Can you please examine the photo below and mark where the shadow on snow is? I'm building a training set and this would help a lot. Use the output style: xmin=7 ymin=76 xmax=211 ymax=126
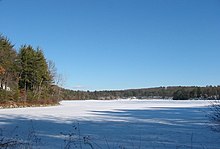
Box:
xmin=0 ymin=106 xmax=220 ymax=149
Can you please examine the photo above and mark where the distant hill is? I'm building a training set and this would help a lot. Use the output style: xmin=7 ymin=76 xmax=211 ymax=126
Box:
xmin=61 ymin=86 xmax=220 ymax=100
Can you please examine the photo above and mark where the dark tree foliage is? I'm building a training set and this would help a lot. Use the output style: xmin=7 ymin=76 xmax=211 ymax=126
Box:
xmin=173 ymin=89 xmax=189 ymax=100
xmin=18 ymin=45 xmax=36 ymax=92
xmin=0 ymin=34 xmax=19 ymax=101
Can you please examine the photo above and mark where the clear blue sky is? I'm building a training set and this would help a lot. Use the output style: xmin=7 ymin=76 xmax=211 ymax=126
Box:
xmin=0 ymin=0 xmax=220 ymax=90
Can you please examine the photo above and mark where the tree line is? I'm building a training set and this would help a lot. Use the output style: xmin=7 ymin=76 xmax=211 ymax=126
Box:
xmin=0 ymin=34 xmax=60 ymax=106
xmin=61 ymin=86 xmax=220 ymax=100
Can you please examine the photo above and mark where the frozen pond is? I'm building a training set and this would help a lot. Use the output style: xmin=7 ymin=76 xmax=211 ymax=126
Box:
xmin=0 ymin=100 xmax=220 ymax=149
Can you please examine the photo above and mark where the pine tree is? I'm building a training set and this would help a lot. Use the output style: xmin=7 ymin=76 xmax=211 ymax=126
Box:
xmin=0 ymin=35 xmax=18 ymax=97
xmin=18 ymin=45 xmax=53 ymax=101
xmin=18 ymin=45 xmax=36 ymax=101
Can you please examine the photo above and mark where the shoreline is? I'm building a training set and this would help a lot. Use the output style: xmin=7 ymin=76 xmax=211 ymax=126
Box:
xmin=1 ymin=98 xmax=215 ymax=109
xmin=0 ymin=101 xmax=60 ymax=109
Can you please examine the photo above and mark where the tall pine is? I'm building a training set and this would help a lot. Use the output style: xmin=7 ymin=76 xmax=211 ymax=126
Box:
xmin=0 ymin=35 xmax=18 ymax=101
xmin=18 ymin=45 xmax=53 ymax=101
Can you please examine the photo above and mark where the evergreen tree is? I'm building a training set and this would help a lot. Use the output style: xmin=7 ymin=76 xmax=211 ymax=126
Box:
xmin=0 ymin=35 xmax=18 ymax=96
xmin=18 ymin=45 xmax=53 ymax=101
xmin=18 ymin=45 xmax=36 ymax=100
xmin=173 ymin=89 xmax=189 ymax=100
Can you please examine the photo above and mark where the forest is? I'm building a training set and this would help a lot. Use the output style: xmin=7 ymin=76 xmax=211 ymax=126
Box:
xmin=61 ymin=86 xmax=220 ymax=100
xmin=0 ymin=34 xmax=60 ymax=107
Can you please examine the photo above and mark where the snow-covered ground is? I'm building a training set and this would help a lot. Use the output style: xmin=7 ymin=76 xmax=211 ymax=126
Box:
xmin=0 ymin=100 xmax=220 ymax=149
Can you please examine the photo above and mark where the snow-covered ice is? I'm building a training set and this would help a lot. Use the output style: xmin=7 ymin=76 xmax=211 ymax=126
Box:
xmin=0 ymin=100 xmax=220 ymax=149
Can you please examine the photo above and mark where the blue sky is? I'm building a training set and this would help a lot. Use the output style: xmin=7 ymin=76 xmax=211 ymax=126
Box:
xmin=0 ymin=0 xmax=220 ymax=90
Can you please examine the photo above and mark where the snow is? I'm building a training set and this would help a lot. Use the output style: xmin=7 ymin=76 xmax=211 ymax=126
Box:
xmin=0 ymin=100 xmax=220 ymax=149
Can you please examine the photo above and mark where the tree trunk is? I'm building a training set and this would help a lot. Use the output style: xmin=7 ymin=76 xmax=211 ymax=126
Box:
xmin=0 ymin=79 xmax=3 ymax=89
xmin=37 ymin=79 xmax=43 ymax=100
xmin=24 ymin=80 xmax=27 ymax=102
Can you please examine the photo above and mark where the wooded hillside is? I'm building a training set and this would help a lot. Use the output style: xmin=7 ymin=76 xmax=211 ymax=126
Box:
xmin=61 ymin=86 xmax=220 ymax=100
